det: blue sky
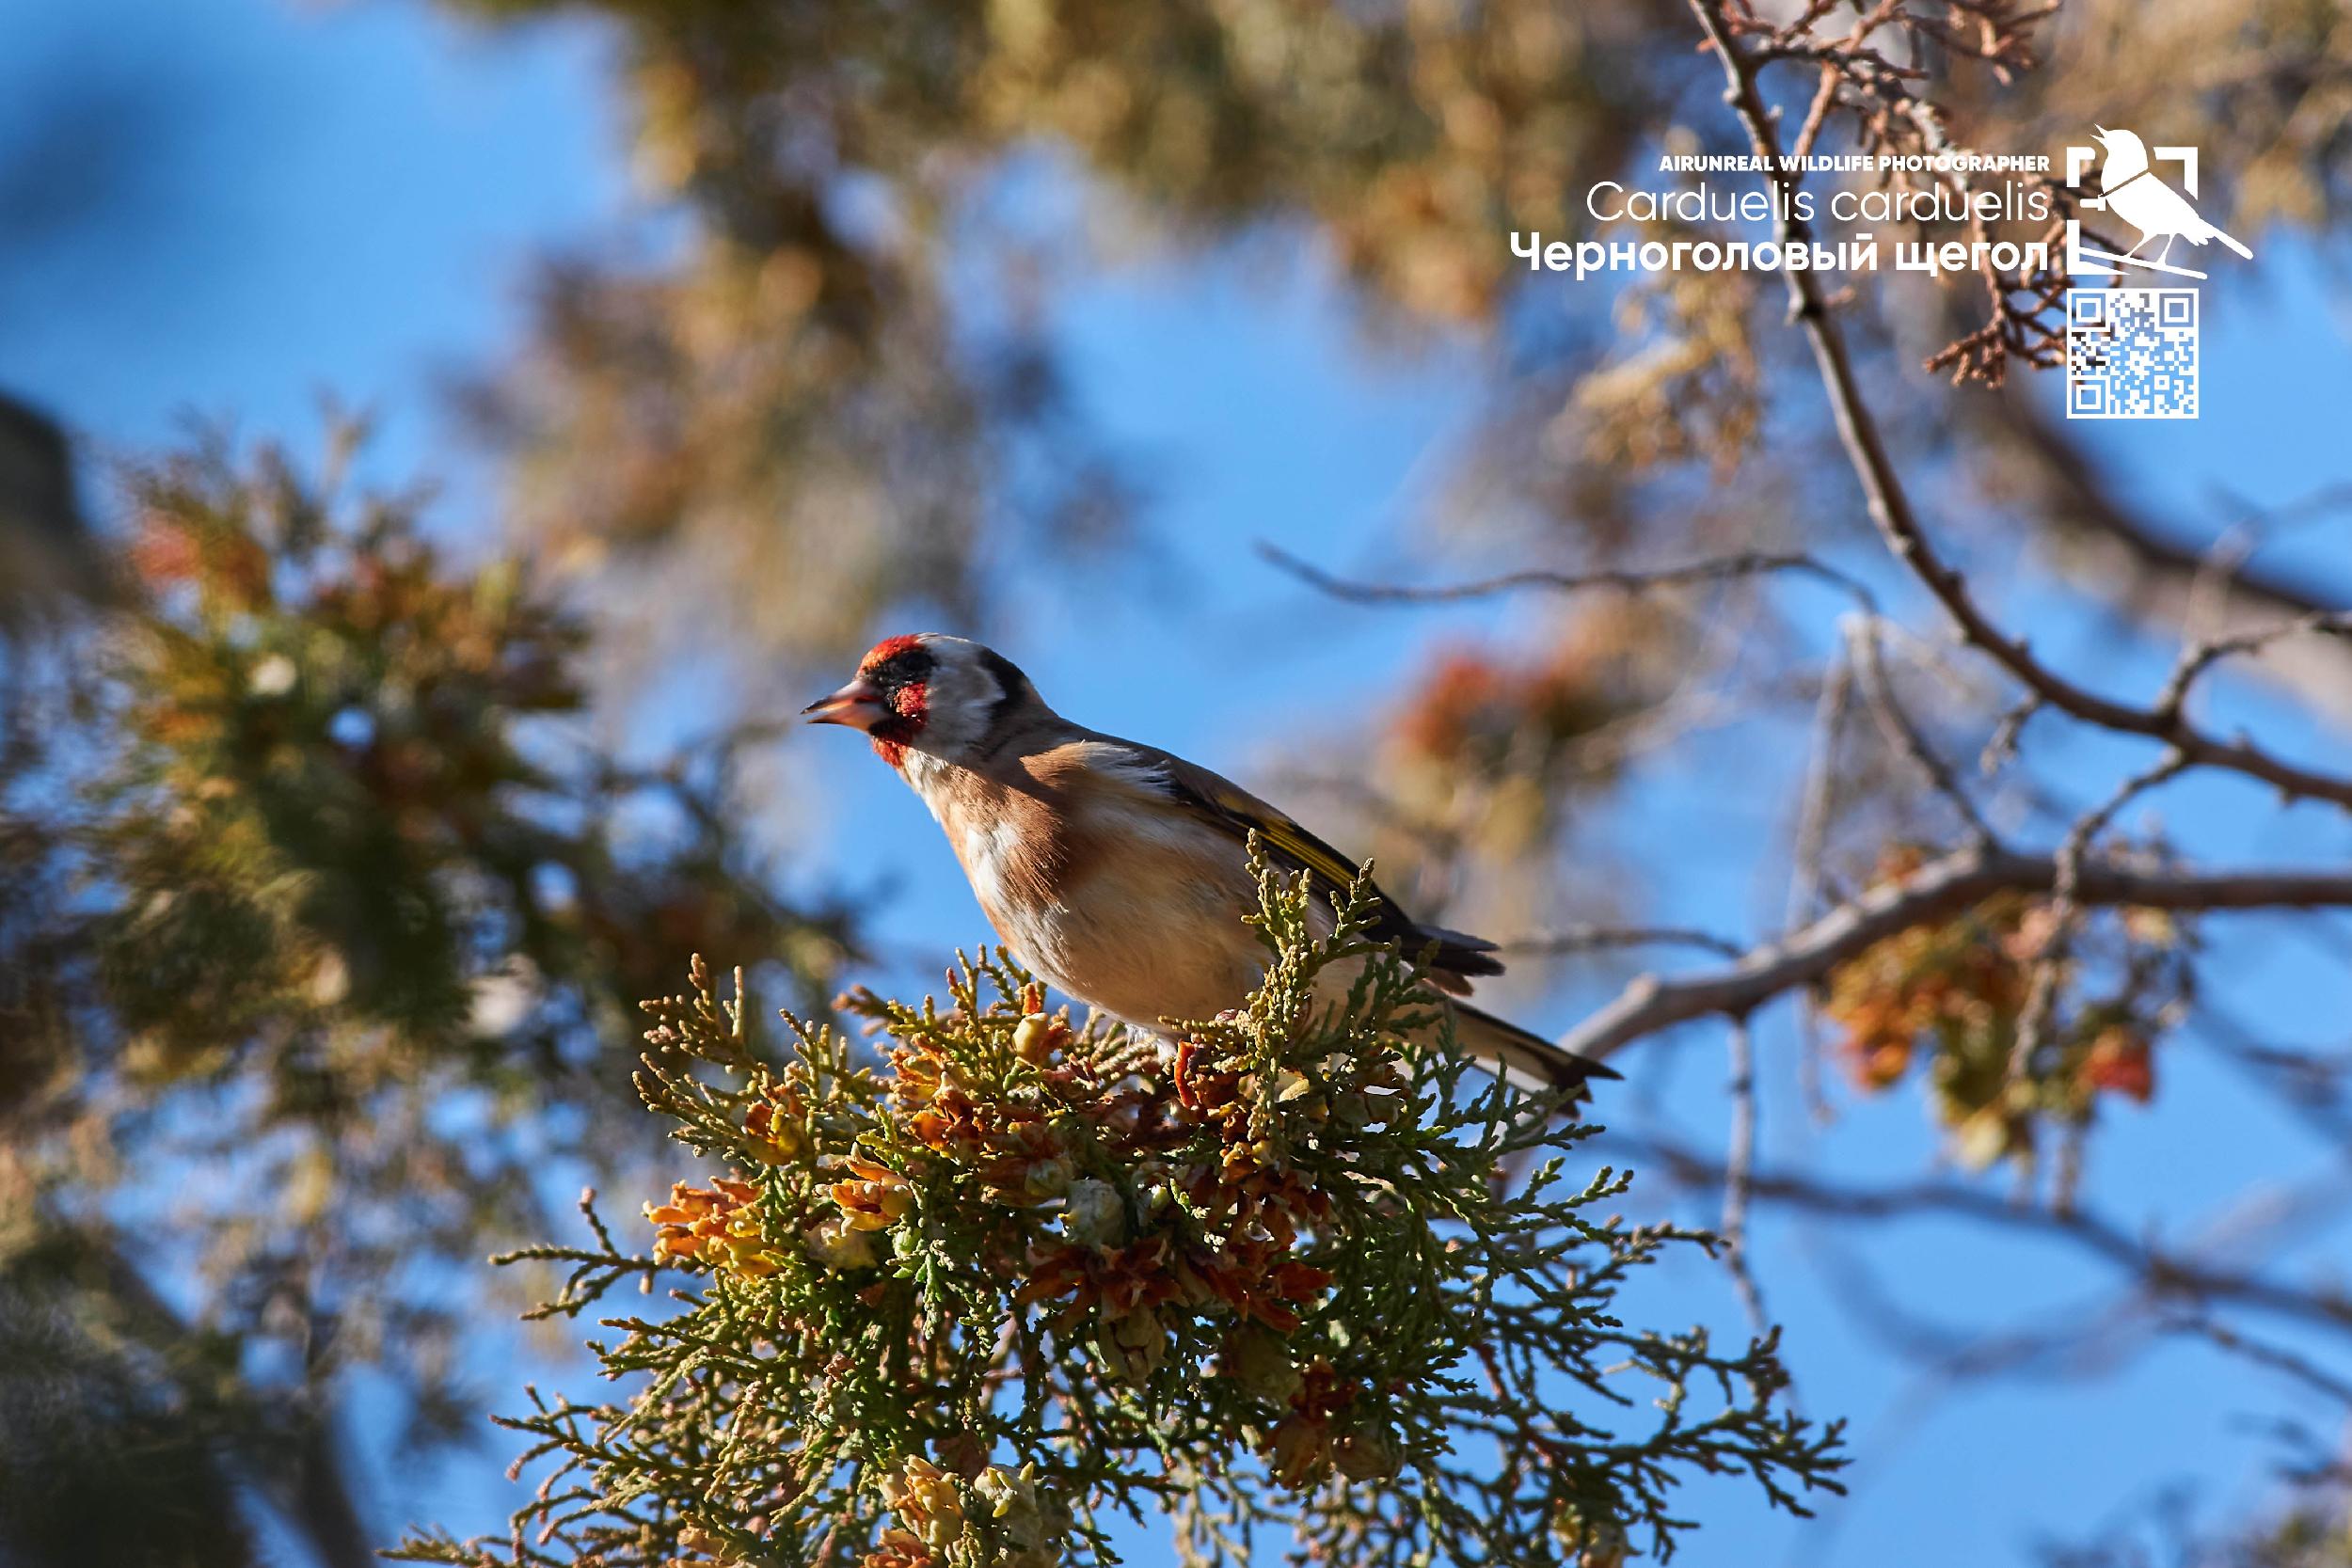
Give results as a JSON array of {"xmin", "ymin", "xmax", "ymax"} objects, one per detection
[{"xmin": 10, "ymin": 0, "xmax": 2350, "ymax": 1562}]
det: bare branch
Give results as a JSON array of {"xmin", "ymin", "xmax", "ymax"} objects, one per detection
[
  {"xmin": 1684, "ymin": 0, "xmax": 2352, "ymax": 813},
  {"xmin": 1493, "ymin": 925, "xmax": 1747, "ymax": 960},
  {"xmin": 1560, "ymin": 845, "xmax": 2352, "ymax": 1060},
  {"xmin": 1258, "ymin": 541, "xmax": 1879, "ymax": 613}
]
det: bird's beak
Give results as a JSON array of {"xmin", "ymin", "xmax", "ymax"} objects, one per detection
[
  {"xmin": 2092, "ymin": 126, "xmax": 2109, "ymax": 145},
  {"xmin": 802, "ymin": 676, "xmax": 885, "ymax": 731}
]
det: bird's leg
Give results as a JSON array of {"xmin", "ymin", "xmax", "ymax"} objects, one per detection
[
  {"xmin": 2156, "ymin": 232, "xmax": 2176, "ymax": 265},
  {"xmin": 2121, "ymin": 232, "xmax": 2155, "ymax": 260}
]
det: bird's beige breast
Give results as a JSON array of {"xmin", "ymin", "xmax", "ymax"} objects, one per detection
[
  {"xmin": 928, "ymin": 765, "xmax": 1265, "ymax": 1028},
  {"xmin": 1046, "ymin": 816, "xmax": 1267, "ymax": 1026}
]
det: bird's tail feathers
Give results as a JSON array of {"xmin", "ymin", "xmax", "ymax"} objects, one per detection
[
  {"xmin": 1444, "ymin": 1001, "xmax": 1618, "ymax": 1107},
  {"xmin": 1412, "ymin": 921, "xmax": 1504, "ymax": 981},
  {"xmin": 2211, "ymin": 226, "xmax": 2253, "ymax": 259}
]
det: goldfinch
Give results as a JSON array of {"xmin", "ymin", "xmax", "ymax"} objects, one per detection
[{"xmin": 804, "ymin": 634, "xmax": 1615, "ymax": 1101}]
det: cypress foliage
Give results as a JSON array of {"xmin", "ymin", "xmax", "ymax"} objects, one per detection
[{"xmin": 398, "ymin": 853, "xmax": 1844, "ymax": 1567}]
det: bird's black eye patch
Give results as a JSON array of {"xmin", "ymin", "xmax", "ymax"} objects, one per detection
[{"xmin": 864, "ymin": 644, "xmax": 937, "ymax": 693}]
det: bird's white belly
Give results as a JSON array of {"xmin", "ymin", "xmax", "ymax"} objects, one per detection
[{"xmin": 961, "ymin": 805, "xmax": 1268, "ymax": 1029}]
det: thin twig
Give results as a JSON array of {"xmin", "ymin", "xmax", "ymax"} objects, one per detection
[
  {"xmin": 2004, "ymin": 750, "xmax": 2189, "ymax": 1097},
  {"xmin": 2161, "ymin": 1312, "xmax": 2352, "ymax": 1406},
  {"xmin": 1495, "ymin": 925, "xmax": 1748, "ymax": 960},
  {"xmin": 1722, "ymin": 1017, "xmax": 1770, "ymax": 1328},
  {"xmin": 1787, "ymin": 650, "xmax": 1854, "ymax": 1123},
  {"xmin": 1259, "ymin": 542, "xmax": 1880, "ymax": 614},
  {"xmin": 1847, "ymin": 615, "xmax": 1997, "ymax": 847}
]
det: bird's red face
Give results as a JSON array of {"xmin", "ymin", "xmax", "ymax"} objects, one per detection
[{"xmin": 803, "ymin": 636, "xmax": 936, "ymax": 767}]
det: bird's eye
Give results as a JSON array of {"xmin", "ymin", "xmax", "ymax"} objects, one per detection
[{"xmin": 863, "ymin": 645, "xmax": 935, "ymax": 689}]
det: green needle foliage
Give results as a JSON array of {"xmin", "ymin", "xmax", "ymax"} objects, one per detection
[{"xmin": 397, "ymin": 854, "xmax": 1843, "ymax": 1568}]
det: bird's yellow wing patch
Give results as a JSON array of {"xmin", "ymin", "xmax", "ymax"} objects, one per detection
[{"xmin": 1202, "ymin": 782, "xmax": 1360, "ymax": 891}]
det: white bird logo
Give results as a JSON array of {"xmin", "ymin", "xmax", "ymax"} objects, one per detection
[{"xmin": 2087, "ymin": 126, "xmax": 2253, "ymax": 267}]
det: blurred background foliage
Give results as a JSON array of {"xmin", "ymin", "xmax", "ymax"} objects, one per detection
[
  {"xmin": 0, "ymin": 418, "xmax": 854, "ymax": 1565},
  {"xmin": 1, "ymin": 0, "xmax": 2349, "ymax": 1560},
  {"xmin": 437, "ymin": 0, "xmax": 2351, "ymax": 704}
]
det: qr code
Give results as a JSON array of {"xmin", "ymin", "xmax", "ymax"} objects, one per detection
[{"xmin": 2066, "ymin": 288, "xmax": 2197, "ymax": 419}]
